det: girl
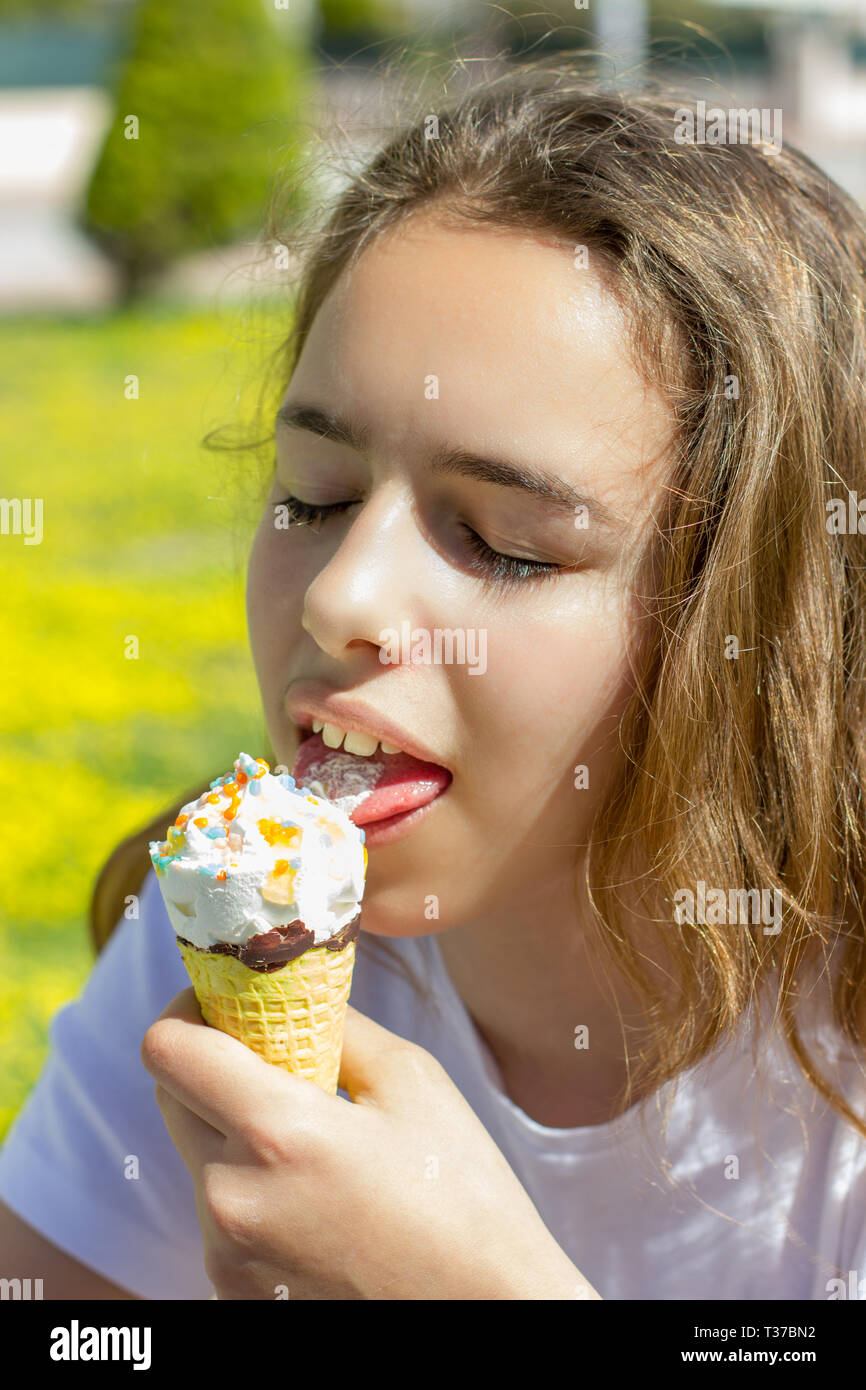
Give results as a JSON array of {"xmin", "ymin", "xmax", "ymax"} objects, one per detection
[{"xmin": 2, "ymin": 52, "xmax": 866, "ymax": 1301}]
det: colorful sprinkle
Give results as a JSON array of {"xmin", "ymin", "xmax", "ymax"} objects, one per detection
[
  {"xmin": 153, "ymin": 755, "xmax": 363, "ymax": 913},
  {"xmin": 257, "ymin": 817, "xmax": 302, "ymax": 848}
]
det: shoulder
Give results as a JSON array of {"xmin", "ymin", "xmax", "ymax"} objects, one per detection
[{"xmin": 72, "ymin": 867, "xmax": 190, "ymax": 1034}]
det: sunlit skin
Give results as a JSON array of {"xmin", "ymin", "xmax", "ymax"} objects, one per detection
[
  {"xmin": 143, "ymin": 213, "xmax": 679, "ymax": 1299},
  {"xmin": 247, "ymin": 212, "xmax": 677, "ymax": 1128}
]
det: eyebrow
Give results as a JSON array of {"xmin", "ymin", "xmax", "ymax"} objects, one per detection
[{"xmin": 275, "ymin": 401, "xmax": 624, "ymax": 529}]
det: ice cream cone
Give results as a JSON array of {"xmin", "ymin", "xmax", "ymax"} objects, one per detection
[
  {"xmin": 177, "ymin": 935, "xmax": 356, "ymax": 1094},
  {"xmin": 151, "ymin": 753, "xmax": 366, "ymax": 1095}
]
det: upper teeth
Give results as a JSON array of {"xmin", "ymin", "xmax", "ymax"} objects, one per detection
[{"xmin": 311, "ymin": 718, "xmax": 402, "ymax": 757}]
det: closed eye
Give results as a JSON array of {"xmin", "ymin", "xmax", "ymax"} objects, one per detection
[
  {"xmin": 459, "ymin": 525, "xmax": 560, "ymax": 585},
  {"xmin": 273, "ymin": 495, "xmax": 565, "ymax": 589},
  {"xmin": 274, "ymin": 495, "xmax": 358, "ymax": 528}
]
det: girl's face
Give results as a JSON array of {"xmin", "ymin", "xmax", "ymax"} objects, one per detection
[{"xmin": 246, "ymin": 214, "xmax": 676, "ymax": 938}]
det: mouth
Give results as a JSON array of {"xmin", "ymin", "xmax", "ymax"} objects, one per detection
[
  {"xmin": 288, "ymin": 705, "xmax": 452, "ymax": 835},
  {"xmin": 347, "ymin": 795, "xmax": 446, "ymax": 848},
  {"xmin": 290, "ymin": 701, "xmax": 450, "ymax": 769}
]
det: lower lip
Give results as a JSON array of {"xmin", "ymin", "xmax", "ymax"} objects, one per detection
[{"xmin": 356, "ymin": 786, "xmax": 449, "ymax": 847}]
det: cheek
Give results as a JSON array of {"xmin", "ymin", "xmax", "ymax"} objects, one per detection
[
  {"xmin": 478, "ymin": 589, "xmax": 634, "ymax": 762},
  {"xmin": 458, "ymin": 599, "xmax": 637, "ymax": 862},
  {"xmin": 246, "ymin": 524, "xmax": 305, "ymax": 686}
]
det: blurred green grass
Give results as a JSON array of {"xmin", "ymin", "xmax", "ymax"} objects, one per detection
[{"xmin": 0, "ymin": 300, "xmax": 291, "ymax": 1139}]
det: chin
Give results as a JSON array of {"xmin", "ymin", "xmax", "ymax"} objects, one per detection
[{"xmin": 354, "ymin": 889, "xmax": 452, "ymax": 940}]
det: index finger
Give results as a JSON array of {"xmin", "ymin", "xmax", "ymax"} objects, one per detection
[{"xmin": 141, "ymin": 987, "xmax": 332, "ymax": 1136}]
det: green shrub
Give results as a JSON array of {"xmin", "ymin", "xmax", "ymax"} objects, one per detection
[
  {"xmin": 81, "ymin": 0, "xmax": 314, "ymax": 300},
  {"xmin": 318, "ymin": 0, "xmax": 407, "ymax": 37}
]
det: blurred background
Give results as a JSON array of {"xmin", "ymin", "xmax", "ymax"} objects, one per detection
[{"xmin": 3, "ymin": 0, "xmax": 866, "ymax": 1138}]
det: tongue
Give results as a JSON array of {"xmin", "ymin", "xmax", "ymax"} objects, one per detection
[{"xmin": 292, "ymin": 733, "xmax": 451, "ymax": 827}]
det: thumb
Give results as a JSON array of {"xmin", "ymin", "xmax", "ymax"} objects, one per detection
[{"xmin": 338, "ymin": 1004, "xmax": 427, "ymax": 1107}]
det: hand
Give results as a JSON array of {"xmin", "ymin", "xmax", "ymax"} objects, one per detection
[{"xmin": 141, "ymin": 990, "xmax": 600, "ymax": 1301}]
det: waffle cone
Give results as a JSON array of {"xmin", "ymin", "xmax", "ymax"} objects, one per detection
[{"xmin": 176, "ymin": 936, "xmax": 356, "ymax": 1094}]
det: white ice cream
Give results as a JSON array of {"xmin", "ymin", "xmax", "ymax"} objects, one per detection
[
  {"xmin": 301, "ymin": 746, "xmax": 386, "ymax": 818},
  {"xmin": 149, "ymin": 752, "xmax": 366, "ymax": 950}
]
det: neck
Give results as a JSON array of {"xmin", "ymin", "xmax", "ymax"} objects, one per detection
[{"xmin": 435, "ymin": 865, "xmax": 662, "ymax": 1128}]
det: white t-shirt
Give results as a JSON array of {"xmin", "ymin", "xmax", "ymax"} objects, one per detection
[{"xmin": 1, "ymin": 868, "xmax": 865, "ymax": 1300}]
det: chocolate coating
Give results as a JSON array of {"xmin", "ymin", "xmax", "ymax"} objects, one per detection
[{"xmin": 177, "ymin": 913, "xmax": 360, "ymax": 973}]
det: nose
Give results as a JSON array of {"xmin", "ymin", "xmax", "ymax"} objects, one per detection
[{"xmin": 301, "ymin": 483, "xmax": 425, "ymax": 665}]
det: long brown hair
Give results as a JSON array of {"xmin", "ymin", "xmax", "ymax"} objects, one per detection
[{"xmin": 95, "ymin": 48, "xmax": 866, "ymax": 1141}]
